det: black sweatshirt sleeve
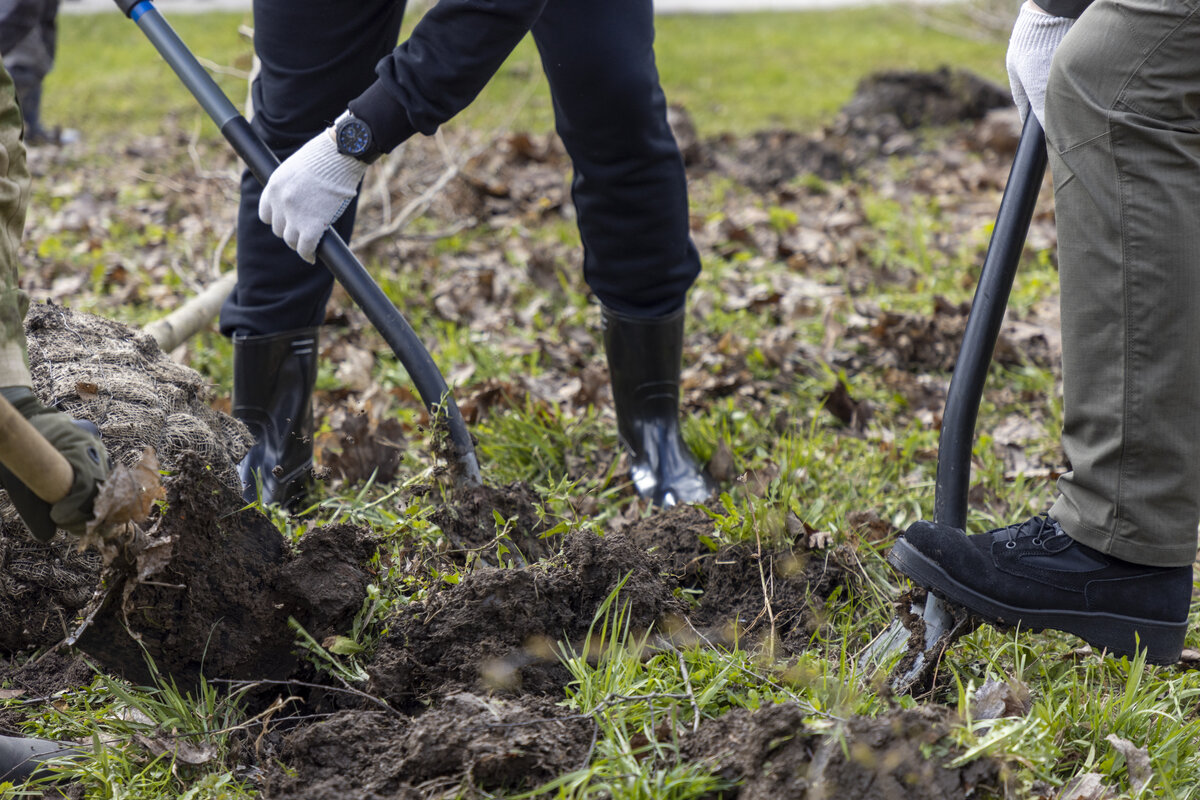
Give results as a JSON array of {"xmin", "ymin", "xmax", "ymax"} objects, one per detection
[
  {"xmin": 1036, "ymin": 0, "xmax": 1093, "ymax": 18},
  {"xmin": 348, "ymin": 0, "xmax": 550, "ymax": 153}
]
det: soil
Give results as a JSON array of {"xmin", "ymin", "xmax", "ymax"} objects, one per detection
[
  {"xmin": 262, "ymin": 694, "xmax": 595, "ymax": 800},
  {"xmin": 428, "ymin": 480, "xmax": 560, "ymax": 564},
  {"xmin": 621, "ymin": 502, "xmax": 862, "ymax": 653},
  {"xmin": 75, "ymin": 451, "xmax": 376, "ymax": 690},
  {"xmin": 683, "ymin": 703, "xmax": 1004, "ymax": 799},
  {"xmin": 367, "ymin": 529, "xmax": 683, "ymax": 705},
  {"xmin": 0, "ymin": 651, "xmax": 93, "ymax": 733}
]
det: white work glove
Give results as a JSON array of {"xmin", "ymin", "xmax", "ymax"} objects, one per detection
[
  {"xmin": 1006, "ymin": 1, "xmax": 1074, "ymax": 126},
  {"xmin": 259, "ymin": 128, "xmax": 368, "ymax": 263}
]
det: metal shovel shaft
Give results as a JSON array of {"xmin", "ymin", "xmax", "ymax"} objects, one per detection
[{"xmin": 115, "ymin": 0, "xmax": 482, "ymax": 487}]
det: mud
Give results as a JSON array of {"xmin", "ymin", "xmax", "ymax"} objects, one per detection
[
  {"xmin": 263, "ymin": 693, "xmax": 594, "ymax": 800},
  {"xmin": 682, "ymin": 703, "xmax": 1003, "ymax": 799},
  {"xmin": 367, "ymin": 529, "xmax": 683, "ymax": 705},
  {"xmin": 75, "ymin": 452, "xmax": 375, "ymax": 689}
]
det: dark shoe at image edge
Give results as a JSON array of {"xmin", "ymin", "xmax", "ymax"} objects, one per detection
[{"xmin": 888, "ymin": 515, "xmax": 1191, "ymax": 665}]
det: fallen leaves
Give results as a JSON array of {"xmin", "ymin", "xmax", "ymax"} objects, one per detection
[{"xmin": 79, "ymin": 447, "xmax": 166, "ymax": 560}]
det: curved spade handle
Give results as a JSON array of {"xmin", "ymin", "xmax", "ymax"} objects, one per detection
[{"xmin": 115, "ymin": 0, "xmax": 481, "ymax": 487}]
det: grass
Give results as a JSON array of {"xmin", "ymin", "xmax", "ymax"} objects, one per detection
[
  {"xmin": 47, "ymin": 5, "xmax": 1007, "ymax": 139},
  {"xmin": 9, "ymin": 3, "xmax": 1200, "ymax": 800}
]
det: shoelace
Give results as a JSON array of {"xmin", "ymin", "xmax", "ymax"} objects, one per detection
[{"xmin": 998, "ymin": 514, "xmax": 1063, "ymax": 550}]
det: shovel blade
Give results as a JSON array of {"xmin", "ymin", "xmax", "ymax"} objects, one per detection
[{"xmin": 860, "ymin": 593, "xmax": 974, "ymax": 695}]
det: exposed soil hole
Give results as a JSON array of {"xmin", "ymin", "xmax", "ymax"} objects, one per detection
[
  {"xmin": 262, "ymin": 694, "xmax": 593, "ymax": 800},
  {"xmin": 682, "ymin": 703, "xmax": 1004, "ymax": 799},
  {"xmin": 367, "ymin": 529, "xmax": 683, "ymax": 705}
]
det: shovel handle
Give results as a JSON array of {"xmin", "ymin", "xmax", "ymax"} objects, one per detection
[
  {"xmin": 0, "ymin": 394, "xmax": 73, "ymax": 504},
  {"xmin": 116, "ymin": 0, "xmax": 483, "ymax": 489}
]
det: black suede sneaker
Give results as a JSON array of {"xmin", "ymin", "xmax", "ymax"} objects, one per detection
[{"xmin": 889, "ymin": 514, "xmax": 1193, "ymax": 664}]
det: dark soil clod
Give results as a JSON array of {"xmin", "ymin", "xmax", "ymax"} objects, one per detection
[
  {"xmin": 76, "ymin": 452, "xmax": 376, "ymax": 690},
  {"xmin": 367, "ymin": 529, "xmax": 683, "ymax": 705},
  {"xmin": 683, "ymin": 703, "xmax": 1004, "ymax": 799},
  {"xmin": 262, "ymin": 694, "xmax": 594, "ymax": 800}
]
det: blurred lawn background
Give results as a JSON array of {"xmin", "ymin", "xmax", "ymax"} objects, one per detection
[{"xmin": 47, "ymin": 4, "xmax": 1009, "ymax": 140}]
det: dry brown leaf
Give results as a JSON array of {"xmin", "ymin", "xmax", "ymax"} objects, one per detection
[
  {"xmin": 706, "ymin": 441, "xmax": 737, "ymax": 484},
  {"xmin": 972, "ymin": 678, "xmax": 1032, "ymax": 721},
  {"xmin": 1058, "ymin": 773, "xmax": 1116, "ymax": 800},
  {"xmin": 1105, "ymin": 735, "xmax": 1152, "ymax": 794},
  {"xmin": 319, "ymin": 409, "xmax": 406, "ymax": 487},
  {"xmin": 845, "ymin": 509, "xmax": 892, "ymax": 543},
  {"xmin": 134, "ymin": 732, "xmax": 218, "ymax": 767},
  {"xmin": 88, "ymin": 447, "xmax": 165, "ymax": 532},
  {"xmin": 807, "ymin": 530, "xmax": 833, "ymax": 550}
]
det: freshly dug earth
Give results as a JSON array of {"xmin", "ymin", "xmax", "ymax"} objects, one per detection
[
  {"xmin": 367, "ymin": 529, "xmax": 683, "ymax": 705},
  {"xmin": 429, "ymin": 480, "xmax": 560, "ymax": 563},
  {"xmin": 622, "ymin": 502, "xmax": 862, "ymax": 653},
  {"xmin": 683, "ymin": 703, "xmax": 1004, "ymax": 799},
  {"xmin": 263, "ymin": 694, "xmax": 594, "ymax": 800},
  {"xmin": 0, "ymin": 306, "xmax": 377, "ymax": 689},
  {"xmin": 0, "ymin": 651, "xmax": 93, "ymax": 732},
  {"xmin": 76, "ymin": 452, "xmax": 377, "ymax": 689}
]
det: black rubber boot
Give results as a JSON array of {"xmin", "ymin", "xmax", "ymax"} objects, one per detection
[
  {"xmin": 12, "ymin": 71, "xmax": 53, "ymax": 145},
  {"xmin": 602, "ymin": 305, "xmax": 716, "ymax": 506},
  {"xmin": 232, "ymin": 328, "xmax": 319, "ymax": 508},
  {"xmin": 0, "ymin": 734, "xmax": 81, "ymax": 784}
]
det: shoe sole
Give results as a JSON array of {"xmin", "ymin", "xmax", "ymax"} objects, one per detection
[{"xmin": 888, "ymin": 538, "xmax": 1186, "ymax": 665}]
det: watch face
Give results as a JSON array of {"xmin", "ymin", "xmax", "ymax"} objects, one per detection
[{"xmin": 337, "ymin": 119, "xmax": 372, "ymax": 157}]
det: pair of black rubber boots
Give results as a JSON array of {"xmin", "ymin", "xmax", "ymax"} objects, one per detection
[{"xmin": 232, "ymin": 306, "xmax": 715, "ymax": 508}]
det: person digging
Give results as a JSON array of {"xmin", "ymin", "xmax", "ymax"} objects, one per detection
[
  {"xmin": 888, "ymin": 0, "xmax": 1198, "ymax": 666},
  {"xmin": 0, "ymin": 54, "xmax": 110, "ymax": 784},
  {"xmin": 222, "ymin": 0, "xmax": 717, "ymax": 511}
]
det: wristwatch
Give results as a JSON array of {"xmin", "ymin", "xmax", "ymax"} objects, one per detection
[{"xmin": 333, "ymin": 111, "xmax": 382, "ymax": 164}]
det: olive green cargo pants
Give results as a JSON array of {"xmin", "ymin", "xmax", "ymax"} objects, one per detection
[
  {"xmin": 1045, "ymin": 0, "xmax": 1200, "ymax": 567},
  {"xmin": 0, "ymin": 58, "xmax": 32, "ymax": 389}
]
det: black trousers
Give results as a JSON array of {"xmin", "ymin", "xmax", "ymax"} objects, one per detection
[{"xmin": 219, "ymin": 0, "xmax": 701, "ymax": 337}]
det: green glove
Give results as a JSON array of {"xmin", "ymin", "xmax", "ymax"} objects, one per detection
[{"xmin": 0, "ymin": 387, "xmax": 110, "ymax": 541}]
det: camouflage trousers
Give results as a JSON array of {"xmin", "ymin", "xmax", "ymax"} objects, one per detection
[{"xmin": 0, "ymin": 57, "xmax": 32, "ymax": 388}]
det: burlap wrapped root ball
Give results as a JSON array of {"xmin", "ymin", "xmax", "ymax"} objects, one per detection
[{"xmin": 0, "ymin": 303, "xmax": 253, "ymax": 651}]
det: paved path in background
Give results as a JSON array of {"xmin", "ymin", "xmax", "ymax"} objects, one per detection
[{"xmin": 62, "ymin": 0, "xmax": 922, "ymax": 13}]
